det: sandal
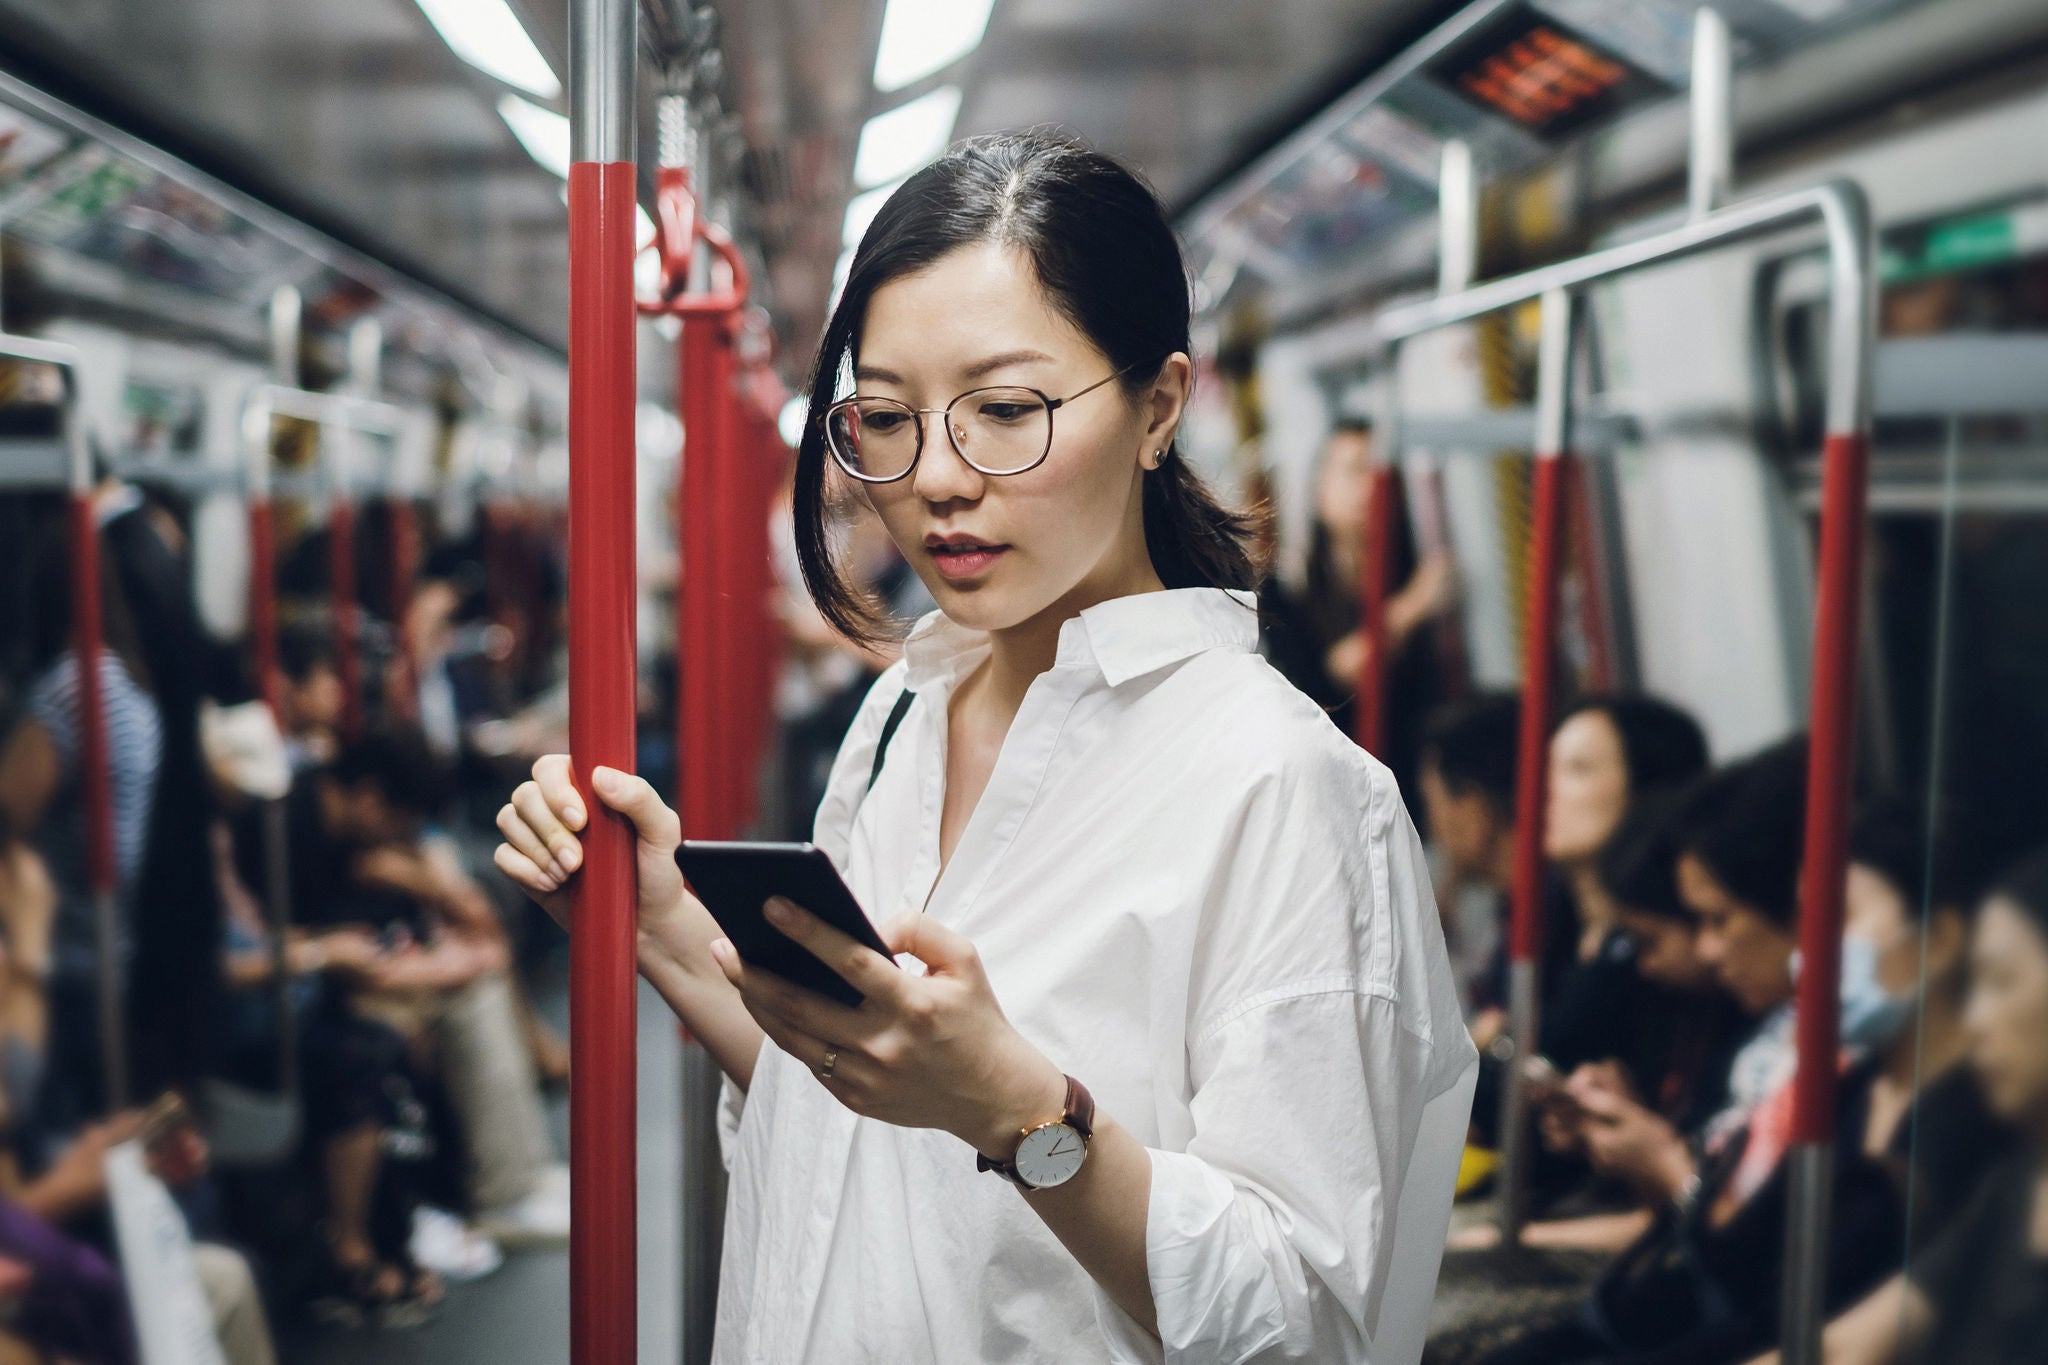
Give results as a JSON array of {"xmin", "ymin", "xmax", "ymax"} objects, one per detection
[
  {"xmin": 375, "ymin": 1252, "xmax": 445, "ymax": 1331},
  {"xmin": 308, "ymin": 1254, "xmax": 405, "ymax": 1331}
]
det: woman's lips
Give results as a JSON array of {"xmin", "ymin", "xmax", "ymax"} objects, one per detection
[{"xmin": 927, "ymin": 543, "xmax": 1008, "ymax": 580}]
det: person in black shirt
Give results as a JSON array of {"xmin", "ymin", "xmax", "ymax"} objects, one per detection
[{"xmin": 1749, "ymin": 847, "xmax": 2048, "ymax": 1365}]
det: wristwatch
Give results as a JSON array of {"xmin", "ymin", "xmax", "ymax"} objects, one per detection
[{"xmin": 978, "ymin": 1074, "xmax": 1095, "ymax": 1190}]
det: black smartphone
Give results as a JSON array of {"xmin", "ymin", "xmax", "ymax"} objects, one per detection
[{"xmin": 676, "ymin": 841, "xmax": 896, "ymax": 1007}]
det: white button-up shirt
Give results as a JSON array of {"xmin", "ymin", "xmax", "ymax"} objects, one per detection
[{"xmin": 714, "ymin": 587, "xmax": 1476, "ymax": 1363}]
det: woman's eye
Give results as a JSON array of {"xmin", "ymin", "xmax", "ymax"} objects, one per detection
[
  {"xmin": 862, "ymin": 410, "xmax": 910, "ymax": 434},
  {"xmin": 976, "ymin": 401, "xmax": 1035, "ymax": 423}
]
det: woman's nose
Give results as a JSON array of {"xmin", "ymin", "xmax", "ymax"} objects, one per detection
[{"xmin": 912, "ymin": 426, "xmax": 986, "ymax": 503}]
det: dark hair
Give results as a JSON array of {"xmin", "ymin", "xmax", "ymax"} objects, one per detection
[
  {"xmin": 328, "ymin": 728, "xmax": 450, "ymax": 819},
  {"xmin": 278, "ymin": 625, "xmax": 336, "ymax": 685},
  {"xmin": 1675, "ymin": 739, "xmax": 1808, "ymax": 929},
  {"xmin": 1599, "ymin": 790, "xmax": 1689, "ymax": 922},
  {"xmin": 795, "ymin": 131, "xmax": 1256, "ymax": 640},
  {"xmin": 1848, "ymin": 794, "xmax": 1982, "ymax": 925},
  {"xmin": 1329, "ymin": 417, "xmax": 1373, "ymax": 438},
  {"xmin": 1985, "ymin": 845, "xmax": 2048, "ymax": 946},
  {"xmin": 1558, "ymin": 695, "xmax": 1710, "ymax": 798},
  {"xmin": 1421, "ymin": 692, "xmax": 1520, "ymax": 818}
]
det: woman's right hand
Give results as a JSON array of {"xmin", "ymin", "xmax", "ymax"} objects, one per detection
[
  {"xmin": 493, "ymin": 755, "xmax": 690, "ymax": 952},
  {"xmin": 494, "ymin": 755, "xmax": 768, "ymax": 1089}
]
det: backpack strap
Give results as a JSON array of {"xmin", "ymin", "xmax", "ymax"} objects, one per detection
[{"xmin": 866, "ymin": 688, "xmax": 917, "ymax": 794}]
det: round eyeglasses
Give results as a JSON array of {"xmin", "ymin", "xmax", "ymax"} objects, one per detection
[{"xmin": 821, "ymin": 368, "xmax": 1130, "ymax": 484}]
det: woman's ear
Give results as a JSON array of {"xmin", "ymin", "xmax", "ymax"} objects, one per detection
[{"xmin": 1141, "ymin": 352, "xmax": 1194, "ymax": 465}]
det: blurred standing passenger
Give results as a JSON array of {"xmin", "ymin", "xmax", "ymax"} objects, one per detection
[
  {"xmin": 1417, "ymin": 693, "xmax": 1521, "ymax": 1013},
  {"xmin": 1259, "ymin": 418, "xmax": 1452, "ymax": 793},
  {"xmin": 0, "ymin": 528, "xmax": 160, "ymax": 1125}
]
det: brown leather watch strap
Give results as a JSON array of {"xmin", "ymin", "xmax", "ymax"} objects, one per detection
[
  {"xmin": 978, "ymin": 1074, "xmax": 1095, "ymax": 1185},
  {"xmin": 1062, "ymin": 1073, "xmax": 1096, "ymax": 1141}
]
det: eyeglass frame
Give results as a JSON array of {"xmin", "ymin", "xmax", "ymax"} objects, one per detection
[{"xmin": 820, "ymin": 365, "xmax": 1136, "ymax": 484}]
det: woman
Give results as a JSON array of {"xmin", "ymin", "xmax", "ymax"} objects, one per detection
[
  {"xmin": 1749, "ymin": 845, "xmax": 2048, "ymax": 1365},
  {"xmin": 495, "ymin": 133, "xmax": 1475, "ymax": 1361},
  {"xmin": 1258, "ymin": 419, "xmax": 1451, "ymax": 797}
]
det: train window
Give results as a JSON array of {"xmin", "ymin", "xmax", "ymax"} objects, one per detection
[{"xmin": 1776, "ymin": 198, "xmax": 2048, "ymax": 855}]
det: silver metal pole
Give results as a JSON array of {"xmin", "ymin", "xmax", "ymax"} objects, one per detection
[
  {"xmin": 1782, "ymin": 1143, "xmax": 1835, "ymax": 1365},
  {"xmin": 572, "ymin": 0, "xmax": 638, "ymax": 165},
  {"xmin": 1689, "ymin": 8, "xmax": 1734, "ymax": 223},
  {"xmin": 268, "ymin": 287, "xmax": 302, "ymax": 392},
  {"xmin": 348, "ymin": 316, "xmax": 383, "ymax": 397},
  {"xmin": 1438, "ymin": 139, "xmax": 1477, "ymax": 296}
]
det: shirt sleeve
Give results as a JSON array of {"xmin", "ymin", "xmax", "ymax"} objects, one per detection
[{"xmin": 1099, "ymin": 736, "xmax": 1478, "ymax": 1362}]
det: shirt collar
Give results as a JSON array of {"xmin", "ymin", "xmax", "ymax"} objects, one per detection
[{"xmin": 901, "ymin": 587, "xmax": 1259, "ymax": 692}]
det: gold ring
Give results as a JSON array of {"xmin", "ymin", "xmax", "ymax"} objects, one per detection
[{"xmin": 819, "ymin": 1048, "xmax": 838, "ymax": 1080}]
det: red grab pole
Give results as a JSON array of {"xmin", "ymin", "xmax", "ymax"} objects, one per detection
[
  {"xmin": 1354, "ymin": 462, "xmax": 1398, "ymax": 756},
  {"xmin": 568, "ymin": 0, "xmax": 640, "ymax": 1360},
  {"xmin": 1496, "ymin": 287, "xmax": 1574, "ymax": 1243},
  {"xmin": 244, "ymin": 403, "xmax": 282, "ymax": 719},
  {"xmin": 637, "ymin": 151, "xmax": 751, "ymax": 840}
]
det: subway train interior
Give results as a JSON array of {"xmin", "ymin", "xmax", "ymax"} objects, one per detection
[{"xmin": 0, "ymin": 0, "xmax": 2043, "ymax": 1361}]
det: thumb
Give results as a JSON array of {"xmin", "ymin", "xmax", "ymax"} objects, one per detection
[{"xmin": 591, "ymin": 767, "xmax": 681, "ymax": 850}]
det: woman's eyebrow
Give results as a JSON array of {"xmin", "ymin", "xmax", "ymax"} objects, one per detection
[{"xmin": 854, "ymin": 350, "xmax": 1054, "ymax": 387}]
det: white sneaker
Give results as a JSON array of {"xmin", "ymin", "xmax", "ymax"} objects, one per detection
[
  {"xmin": 410, "ymin": 1206, "xmax": 504, "ymax": 1282},
  {"xmin": 474, "ymin": 1174, "xmax": 572, "ymax": 1250}
]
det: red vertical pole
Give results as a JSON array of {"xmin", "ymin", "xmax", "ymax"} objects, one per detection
[
  {"xmin": 1497, "ymin": 288, "xmax": 1573, "ymax": 1242},
  {"xmin": 1354, "ymin": 462, "xmax": 1398, "ymax": 756},
  {"xmin": 389, "ymin": 497, "xmax": 420, "ymax": 664},
  {"xmin": 679, "ymin": 317, "xmax": 721, "ymax": 839},
  {"xmin": 328, "ymin": 495, "xmax": 363, "ymax": 742},
  {"xmin": 1789, "ymin": 435, "xmax": 1869, "ymax": 1139},
  {"xmin": 711, "ymin": 319, "xmax": 742, "ymax": 836},
  {"xmin": 567, "ymin": 0, "xmax": 639, "ymax": 1356},
  {"xmin": 67, "ymin": 493, "xmax": 116, "ymax": 922},
  {"xmin": 1781, "ymin": 187, "xmax": 1875, "ymax": 1365}
]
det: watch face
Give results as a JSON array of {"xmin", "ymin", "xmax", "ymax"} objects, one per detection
[{"xmin": 1014, "ymin": 1122, "xmax": 1086, "ymax": 1189}]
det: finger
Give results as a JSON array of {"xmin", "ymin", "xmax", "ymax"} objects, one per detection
[
  {"xmin": 763, "ymin": 898, "xmax": 899, "ymax": 999},
  {"xmin": 592, "ymin": 767, "xmax": 682, "ymax": 851},
  {"xmin": 893, "ymin": 913, "xmax": 981, "ymax": 976},
  {"xmin": 495, "ymin": 803, "xmax": 561, "ymax": 883},
  {"xmin": 533, "ymin": 754, "xmax": 587, "ymax": 831},
  {"xmin": 512, "ymin": 782, "xmax": 581, "ymax": 878},
  {"xmin": 493, "ymin": 842, "xmax": 561, "ymax": 896},
  {"xmin": 734, "ymin": 959, "xmax": 871, "ymax": 1042}
]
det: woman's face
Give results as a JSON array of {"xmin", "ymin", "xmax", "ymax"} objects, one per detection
[
  {"xmin": 1313, "ymin": 429, "xmax": 1372, "ymax": 540},
  {"xmin": 1617, "ymin": 908, "xmax": 1716, "ymax": 990},
  {"xmin": 1964, "ymin": 897, "xmax": 2048, "ymax": 1130},
  {"xmin": 1544, "ymin": 711, "xmax": 1631, "ymax": 865},
  {"xmin": 1680, "ymin": 851, "xmax": 1797, "ymax": 1014},
  {"xmin": 1843, "ymin": 862, "xmax": 1924, "ymax": 998},
  {"xmin": 853, "ymin": 241, "xmax": 1187, "ymax": 636}
]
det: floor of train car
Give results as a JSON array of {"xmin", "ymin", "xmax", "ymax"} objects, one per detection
[{"xmin": 282, "ymin": 967, "xmax": 684, "ymax": 1364}]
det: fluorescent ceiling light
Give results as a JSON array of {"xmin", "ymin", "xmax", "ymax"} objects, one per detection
[
  {"xmin": 842, "ymin": 178, "xmax": 904, "ymax": 249},
  {"xmin": 501, "ymin": 95, "xmax": 570, "ymax": 178},
  {"xmin": 873, "ymin": 0, "xmax": 994, "ymax": 93},
  {"xmin": 854, "ymin": 86, "xmax": 961, "ymax": 188},
  {"xmin": 414, "ymin": 0, "xmax": 561, "ymax": 98}
]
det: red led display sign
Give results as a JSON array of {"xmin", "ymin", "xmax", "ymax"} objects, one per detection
[{"xmin": 1432, "ymin": 5, "xmax": 1663, "ymax": 141}]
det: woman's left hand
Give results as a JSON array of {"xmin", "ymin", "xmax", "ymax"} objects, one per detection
[{"xmin": 711, "ymin": 898, "xmax": 1066, "ymax": 1159}]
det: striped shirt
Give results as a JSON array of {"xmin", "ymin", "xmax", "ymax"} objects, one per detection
[{"xmin": 26, "ymin": 650, "xmax": 162, "ymax": 971}]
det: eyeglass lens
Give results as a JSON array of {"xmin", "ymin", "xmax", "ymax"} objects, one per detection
[{"xmin": 827, "ymin": 388, "xmax": 1051, "ymax": 479}]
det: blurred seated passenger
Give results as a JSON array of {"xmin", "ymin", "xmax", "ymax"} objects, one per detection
[
  {"xmin": 1744, "ymin": 845, "xmax": 2048, "ymax": 1365},
  {"xmin": 213, "ymin": 823, "xmax": 449, "ymax": 1328},
  {"xmin": 232, "ymin": 731, "xmax": 567, "ymax": 1247},
  {"xmin": 1468, "ymin": 698, "xmax": 1709, "ymax": 1169},
  {"xmin": 275, "ymin": 627, "xmax": 344, "ymax": 773},
  {"xmin": 1417, "ymin": 693, "xmax": 1520, "ymax": 1012},
  {"xmin": 1455, "ymin": 767, "xmax": 1976, "ymax": 1363},
  {"xmin": 1258, "ymin": 418, "xmax": 1452, "ymax": 787},
  {"xmin": 0, "ymin": 920, "xmax": 274, "ymax": 1365}
]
